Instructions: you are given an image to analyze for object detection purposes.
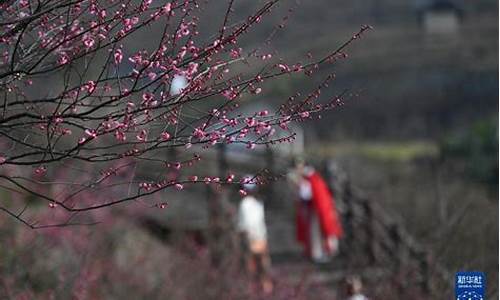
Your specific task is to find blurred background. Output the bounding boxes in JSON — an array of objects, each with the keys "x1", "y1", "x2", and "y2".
[
  {"x1": 1, "y1": 0, "x2": 498, "y2": 299},
  {"x1": 226, "y1": 0, "x2": 499, "y2": 297}
]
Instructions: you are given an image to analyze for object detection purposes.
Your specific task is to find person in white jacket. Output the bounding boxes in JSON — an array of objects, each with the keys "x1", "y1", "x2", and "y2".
[{"x1": 237, "y1": 180, "x2": 273, "y2": 294}]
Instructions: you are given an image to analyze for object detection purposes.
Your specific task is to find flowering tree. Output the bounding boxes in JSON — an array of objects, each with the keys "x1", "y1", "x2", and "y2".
[{"x1": 0, "y1": 0, "x2": 370, "y2": 228}]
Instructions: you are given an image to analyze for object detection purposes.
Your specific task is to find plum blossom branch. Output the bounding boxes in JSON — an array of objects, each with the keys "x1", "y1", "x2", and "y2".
[{"x1": 0, "y1": 0, "x2": 370, "y2": 227}]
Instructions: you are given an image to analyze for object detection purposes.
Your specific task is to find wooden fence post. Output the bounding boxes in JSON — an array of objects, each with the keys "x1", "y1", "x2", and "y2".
[
  {"x1": 363, "y1": 200, "x2": 377, "y2": 265},
  {"x1": 217, "y1": 143, "x2": 228, "y2": 178},
  {"x1": 389, "y1": 223, "x2": 406, "y2": 295},
  {"x1": 390, "y1": 223, "x2": 404, "y2": 269},
  {"x1": 324, "y1": 160, "x2": 349, "y2": 214},
  {"x1": 343, "y1": 182, "x2": 355, "y2": 261},
  {"x1": 206, "y1": 144, "x2": 236, "y2": 267},
  {"x1": 418, "y1": 249, "x2": 432, "y2": 294}
]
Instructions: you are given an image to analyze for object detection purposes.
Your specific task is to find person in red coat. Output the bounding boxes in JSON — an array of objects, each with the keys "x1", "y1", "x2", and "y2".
[{"x1": 291, "y1": 161, "x2": 343, "y2": 263}]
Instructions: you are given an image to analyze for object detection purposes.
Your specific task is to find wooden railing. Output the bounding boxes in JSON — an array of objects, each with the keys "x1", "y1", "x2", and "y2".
[{"x1": 322, "y1": 160, "x2": 451, "y2": 294}]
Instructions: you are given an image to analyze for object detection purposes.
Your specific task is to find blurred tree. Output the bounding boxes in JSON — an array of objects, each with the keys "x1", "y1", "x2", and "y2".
[{"x1": 440, "y1": 117, "x2": 498, "y2": 197}]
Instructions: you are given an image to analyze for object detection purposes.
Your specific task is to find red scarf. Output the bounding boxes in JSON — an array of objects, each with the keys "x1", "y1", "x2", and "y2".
[{"x1": 296, "y1": 171, "x2": 343, "y2": 247}]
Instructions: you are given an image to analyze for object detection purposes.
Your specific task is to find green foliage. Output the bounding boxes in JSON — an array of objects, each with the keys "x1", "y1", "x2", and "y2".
[
  {"x1": 441, "y1": 117, "x2": 498, "y2": 192},
  {"x1": 306, "y1": 141, "x2": 439, "y2": 162}
]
